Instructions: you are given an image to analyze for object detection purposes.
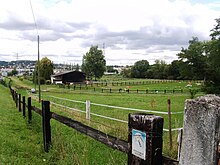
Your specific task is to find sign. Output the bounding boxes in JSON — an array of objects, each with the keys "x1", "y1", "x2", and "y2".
[{"x1": 132, "y1": 129, "x2": 146, "y2": 160}]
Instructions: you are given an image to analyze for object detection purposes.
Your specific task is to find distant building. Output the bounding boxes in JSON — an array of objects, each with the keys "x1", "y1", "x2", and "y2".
[
  {"x1": 51, "y1": 70, "x2": 86, "y2": 84},
  {"x1": 2, "y1": 71, "x2": 8, "y2": 77}
]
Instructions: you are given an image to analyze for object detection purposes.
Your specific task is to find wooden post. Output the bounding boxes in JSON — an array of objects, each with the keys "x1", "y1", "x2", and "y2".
[
  {"x1": 128, "y1": 113, "x2": 163, "y2": 165},
  {"x1": 177, "y1": 128, "x2": 183, "y2": 161},
  {"x1": 86, "y1": 100, "x2": 90, "y2": 120},
  {"x1": 12, "y1": 89, "x2": 14, "y2": 101},
  {"x1": 28, "y1": 97, "x2": 32, "y2": 123},
  {"x1": 218, "y1": 141, "x2": 220, "y2": 165},
  {"x1": 15, "y1": 92, "x2": 18, "y2": 108},
  {"x1": 19, "y1": 94, "x2": 21, "y2": 112},
  {"x1": 12, "y1": 89, "x2": 16, "y2": 102},
  {"x1": 22, "y1": 96, "x2": 26, "y2": 118},
  {"x1": 42, "y1": 100, "x2": 51, "y2": 152},
  {"x1": 168, "y1": 98, "x2": 172, "y2": 150}
]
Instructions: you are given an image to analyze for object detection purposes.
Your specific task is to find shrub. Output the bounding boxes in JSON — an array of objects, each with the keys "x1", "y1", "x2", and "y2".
[
  {"x1": 46, "y1": 80, "x2": 51, "y2": 85},
  {"x1": 19, "y1": 77, "x2": 24, "y2": 81}
]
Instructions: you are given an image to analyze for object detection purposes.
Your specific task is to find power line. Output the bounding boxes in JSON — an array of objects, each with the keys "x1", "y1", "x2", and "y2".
[
  {"x1": 29, "y1": 0, "x2": 39, "y2": 35},
  {"x1": 29, "y1": 0, "x2": 41, "y2": 102}
]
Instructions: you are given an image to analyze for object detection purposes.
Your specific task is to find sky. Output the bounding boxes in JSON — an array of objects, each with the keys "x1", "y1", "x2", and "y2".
[{"x1": 0, "y1": 0, "x2": 220, "y2": 66}]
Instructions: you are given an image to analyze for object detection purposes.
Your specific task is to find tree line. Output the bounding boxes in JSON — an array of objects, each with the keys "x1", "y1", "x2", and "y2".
[
  {"x1": 32, "y1": 18, "x2": 220, "y2": 94},
  {"x1": 121, "y1": 18, "x2": 220, "y2": 94}
]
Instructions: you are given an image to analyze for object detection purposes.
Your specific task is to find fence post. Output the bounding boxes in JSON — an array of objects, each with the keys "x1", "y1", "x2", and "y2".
[
  {"x1": 86, "y1": 100, "x2": 90, "y2": 120},
  {"x1": 22, "y1": 96, "x2": 26, "y2": 118},
  {"x1": 15, "y1": 92, "x2": 18, "y2": 108},
  {"x1": 128, "y1": 113, "x2": 163, "y2": 165},
  {"x1": 28, "y1": 97, "x2": 32, "y2": 123},
  {"x1": 11, "y1": 89, "x2": 15, "y2": 101},
  {"x1": 168, "y1": 98, "x2": 172, "y2": 150},
  {"x1": 179, "y1": 95, "x2": 220, "y2": 164},
  {"x1": 19, "y1": 94, "x2": 21, "y2": 112},
  {"x1": 42, "y1": 100, "x2": 51, "y2": 152}
]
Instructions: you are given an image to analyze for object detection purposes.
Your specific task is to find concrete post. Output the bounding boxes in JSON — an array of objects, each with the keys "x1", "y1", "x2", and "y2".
[{"x1": 179, "y1": 95, "x2": 220, "y2": 165}]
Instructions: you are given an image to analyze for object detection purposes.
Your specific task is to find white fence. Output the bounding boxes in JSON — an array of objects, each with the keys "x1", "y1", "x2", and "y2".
[{"x1": 46, "y1": 95, "x2": 183, "y2": 131}]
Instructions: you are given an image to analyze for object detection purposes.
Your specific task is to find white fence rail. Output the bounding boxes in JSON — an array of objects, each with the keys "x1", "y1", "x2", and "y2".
[
  {"x1": 48, "y1": 95, "x2": 183, "y2": 115},
  {"x1": 46, "y1": 95, "x2": 183, "y2": 131}
]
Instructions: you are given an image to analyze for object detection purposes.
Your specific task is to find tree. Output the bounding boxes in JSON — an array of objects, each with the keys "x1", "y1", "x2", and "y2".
[
  {"x1": 177, "y1": 37, "x2": 208, "y2": 80},
  {"x1": 202, "y1": 18, "x2": 220, "y2": 93},
  {"x1": 11, "y1": 67, "x2": 18, "y2": 76},
  {"x1": 130, "y1": 60, "x2": 149, "y2": 78},
  {"x1": 33, "y1": 57, "x2": 54, "y2": 84},
  {"x1": 120, "y1": 66, "x2": 132, "y2": 78},
  {"x1": 167, "y1": 60, "x2": 181, "y2": 80},
  {"x1": 81, "y1": 45, "x2": 106, "y2": 80},
  {"x1": 149, "y1": 60, "x2": 168, "y2": 79}
]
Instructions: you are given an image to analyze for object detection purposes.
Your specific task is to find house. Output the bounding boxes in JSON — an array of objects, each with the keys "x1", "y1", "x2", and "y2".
[{"x1": 51, "y1": 70, "x2": 86, "y2": 84}]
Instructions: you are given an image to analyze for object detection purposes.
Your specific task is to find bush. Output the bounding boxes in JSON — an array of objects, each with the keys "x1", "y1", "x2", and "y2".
[
  {"x1": 19, "y1": 77, "x2": 24, "y2": 81},
  {"x1": 46, "y1": 80, "x2": 51, "y2": 85}
]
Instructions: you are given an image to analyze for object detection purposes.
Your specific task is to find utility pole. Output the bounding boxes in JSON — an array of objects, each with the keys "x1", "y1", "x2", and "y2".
[{"x1": 38, "y1": 35, "x2": 41, "y2": 102}]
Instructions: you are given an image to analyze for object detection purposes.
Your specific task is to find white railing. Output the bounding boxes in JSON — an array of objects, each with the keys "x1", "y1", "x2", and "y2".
[{"x1": 46, "y1": 95, "x2": 183, "y2": 131}]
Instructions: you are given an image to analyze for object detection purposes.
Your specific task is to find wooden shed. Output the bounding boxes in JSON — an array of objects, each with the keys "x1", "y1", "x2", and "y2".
[{"x1": 51, "y1": 71, "x2": 86, "y2": 84}]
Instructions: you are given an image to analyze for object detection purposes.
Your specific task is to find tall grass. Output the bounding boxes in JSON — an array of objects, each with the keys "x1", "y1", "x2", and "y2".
[{"x1": 0, "y1": 84, "x2": 127, "y2": 164}]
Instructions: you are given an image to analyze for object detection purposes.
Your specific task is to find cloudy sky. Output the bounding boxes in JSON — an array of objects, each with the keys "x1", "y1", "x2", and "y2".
[{"x1": 0, "y1": 0, "x2": 220, "y2": 65}]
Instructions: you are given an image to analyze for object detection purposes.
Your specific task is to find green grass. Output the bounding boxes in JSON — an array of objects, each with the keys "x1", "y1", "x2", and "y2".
[
  {"x1": 8, "y1": 76, "x2": 204, "y2": 159},
  {"x1": 0, "y1": 84, "x2": 127, "y2": 164}
]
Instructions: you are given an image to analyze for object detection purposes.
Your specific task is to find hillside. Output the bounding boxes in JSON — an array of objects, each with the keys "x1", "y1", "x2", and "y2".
[{"x1": 0, "y1": 84, "x2": 126, "y2": 164}]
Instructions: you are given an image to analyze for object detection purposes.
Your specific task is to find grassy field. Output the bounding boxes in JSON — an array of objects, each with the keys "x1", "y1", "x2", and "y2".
[
  {"x1": 0, "y1": 84, "x2": 127, "y2": 164},
  {"x1": 7, "y1": 76, "x2": 204, "y2": 159}
]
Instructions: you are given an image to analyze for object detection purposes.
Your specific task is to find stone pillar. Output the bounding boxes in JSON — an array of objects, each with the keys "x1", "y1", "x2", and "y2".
[{"x1": 179, "y1": 95, "x2": 220, "y2": 165}]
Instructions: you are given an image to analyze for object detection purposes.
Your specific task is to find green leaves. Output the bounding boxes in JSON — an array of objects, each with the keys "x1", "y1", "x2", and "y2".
[
  {"x1": 33, "y1": 57, "x2": 54, "y2": 84},
  {"x1": 81, "y1": 46, "x2": 106, "y2": 80}
]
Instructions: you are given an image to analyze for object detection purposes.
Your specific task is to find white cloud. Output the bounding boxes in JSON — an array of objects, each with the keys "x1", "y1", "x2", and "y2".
[{"x1": 0, "y1": 0, "x2": 220, "y2": 65}]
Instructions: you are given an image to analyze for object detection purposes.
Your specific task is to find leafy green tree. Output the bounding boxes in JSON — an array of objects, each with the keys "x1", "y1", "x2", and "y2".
[
  {"x1": 203, "y1": 18, "x2": 220, "y2": 93},
  {"x1": 130, "y1": 60, "x2": 150, "y2": 78},
  {"x1": 120, "y1": 67, "x2": 132, "y2": 78},
  {"x1": 167, "y1": 60, "x2": 181, "y2": 80},
  {"x1": 149, "y1": 60, "x2": 168, "y2": 79},
  {"x1": 11, "y1": 67, "x2": 18, "y2": 76},
  {"x1": 33, "y1": 57, "x2": 54, "y2": 84},
  {"x1": 177, "y1": 37, "x2": 208, "y2": 80},
  {"x1": 81, "y1": 45, "x2": 106, "y2": 80}
]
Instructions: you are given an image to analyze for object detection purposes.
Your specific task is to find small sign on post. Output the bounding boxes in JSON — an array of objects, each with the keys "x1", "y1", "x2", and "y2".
[
  {"x1": 132, "y1": 129, "x2": 146, "y2": 160},
  {"x1": 128, "y1": 113, "x2": 164, "y2": 165}
]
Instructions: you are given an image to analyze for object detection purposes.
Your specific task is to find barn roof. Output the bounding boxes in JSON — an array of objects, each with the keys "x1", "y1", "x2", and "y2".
[{"x1": 51, "y1": 70, "x2": 83, "y2": 77}]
